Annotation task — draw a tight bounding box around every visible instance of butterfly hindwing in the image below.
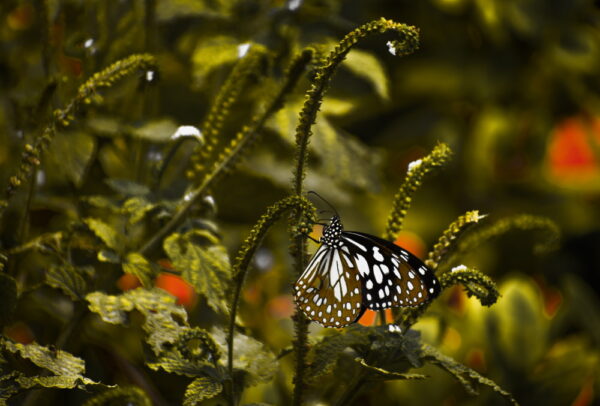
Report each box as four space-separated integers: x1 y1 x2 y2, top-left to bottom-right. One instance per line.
341 231 440 310
294 215 440 328
294 244 365 327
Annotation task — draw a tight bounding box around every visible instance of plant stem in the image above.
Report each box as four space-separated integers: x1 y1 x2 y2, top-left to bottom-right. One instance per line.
154 137 199 190
226 195 315 406
334 370 366 406
291 234 309 406
140 51 312 256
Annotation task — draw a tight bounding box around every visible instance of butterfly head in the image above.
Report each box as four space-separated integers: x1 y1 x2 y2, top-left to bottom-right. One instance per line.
321 216 343 247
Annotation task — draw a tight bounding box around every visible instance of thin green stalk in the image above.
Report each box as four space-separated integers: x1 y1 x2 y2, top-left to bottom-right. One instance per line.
7 169 38 278
140 50 313 256
290 235 309 406
2 54 157 217
189 47 268 182
292 18 420 196
384 142 452 242
226 195 315 406
154 136 204 190
333 352 373 406
289 18 420 405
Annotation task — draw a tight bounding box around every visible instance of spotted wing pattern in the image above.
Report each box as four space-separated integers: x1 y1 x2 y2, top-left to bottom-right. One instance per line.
341 231 440 310
293 244 365 328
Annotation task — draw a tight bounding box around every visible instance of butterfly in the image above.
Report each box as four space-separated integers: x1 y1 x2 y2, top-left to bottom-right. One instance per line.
293 215 441 328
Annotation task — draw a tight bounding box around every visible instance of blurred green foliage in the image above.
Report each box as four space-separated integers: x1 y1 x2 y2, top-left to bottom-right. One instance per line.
1 0 599 405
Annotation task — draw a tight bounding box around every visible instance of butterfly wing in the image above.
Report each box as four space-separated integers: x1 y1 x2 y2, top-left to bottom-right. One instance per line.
294 244 365 327
341 231 440 310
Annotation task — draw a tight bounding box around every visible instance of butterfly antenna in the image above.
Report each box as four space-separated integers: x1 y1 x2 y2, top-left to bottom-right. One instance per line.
308 191 339 217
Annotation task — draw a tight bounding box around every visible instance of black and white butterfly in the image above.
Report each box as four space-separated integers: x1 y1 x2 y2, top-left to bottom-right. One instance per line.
293 215 440 328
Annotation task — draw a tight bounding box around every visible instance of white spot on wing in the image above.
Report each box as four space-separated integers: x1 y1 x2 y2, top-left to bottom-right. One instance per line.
373 265 383 284
372 246 384 262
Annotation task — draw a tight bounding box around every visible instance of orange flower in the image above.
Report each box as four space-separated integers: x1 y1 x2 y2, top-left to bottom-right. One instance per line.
546 116 600 189
116 273 142 291
155 273 197 309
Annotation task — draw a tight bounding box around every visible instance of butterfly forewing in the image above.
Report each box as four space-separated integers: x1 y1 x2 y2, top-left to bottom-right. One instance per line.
294 214 440 328
341 231 440 310
294 245 365 328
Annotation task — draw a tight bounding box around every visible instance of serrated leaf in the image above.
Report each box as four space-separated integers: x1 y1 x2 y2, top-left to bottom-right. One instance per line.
1 339 85 376
46 130 96 186
122 253 155 288
355 357 427 381
164 230 230 313
421 344 518 405
267 98 381 192
0 340 108 393
122 196 157 225
148 327 221 378
211 328 277 387
147 349 214 377
183 377 223 406
0 371 20 404
46 264 90 301
83 218 122 251
306 326 371 383
344 49 390 100
86 288 189 355
14 374 102 389
0 273 17 327
83 386 152 406
307 326 422 384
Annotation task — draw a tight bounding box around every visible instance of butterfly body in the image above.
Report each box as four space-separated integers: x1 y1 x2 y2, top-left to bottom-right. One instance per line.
294 216 440 328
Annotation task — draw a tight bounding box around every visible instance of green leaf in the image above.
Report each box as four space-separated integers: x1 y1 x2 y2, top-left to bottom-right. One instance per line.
0 371 20 404
86 288 189 355
122 196 158 225
147 349 214 377
97 250 121 263
83 386 152 406
122 253 155 288
267 98 382 192
81 195 120 212
45 130 96 187
211 328 277 387
148 327 221 378
485 277 548 370
421 344 518 405
164 229 231 313
104 179 151 197
344 49 390 100
14 374 101 389
1 339 85 376
132 118 178 142
156 0 233 21
307 326 424 385
83 218 122 251
183 376 223 406
0 340 108 393
46 264 91 301
0 273 17 327
306 326 371 383
191 36 242 89
355 357 427 381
